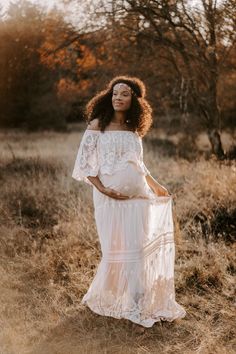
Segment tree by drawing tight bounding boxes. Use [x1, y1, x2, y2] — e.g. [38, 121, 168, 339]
[101, 0, 236, 158]
[0, 0, 79, 130]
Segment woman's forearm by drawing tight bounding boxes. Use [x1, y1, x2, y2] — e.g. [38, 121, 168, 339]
[145, 174, 170, 196]
[87, 175, 104, 192]
[145, 174, 161, 190]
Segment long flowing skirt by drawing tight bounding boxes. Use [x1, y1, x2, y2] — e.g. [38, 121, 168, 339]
[81, 168, 186, 327]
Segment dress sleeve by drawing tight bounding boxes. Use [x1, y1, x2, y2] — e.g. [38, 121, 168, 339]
[72, 130, 100, 186]
[139, 137, 151, 176]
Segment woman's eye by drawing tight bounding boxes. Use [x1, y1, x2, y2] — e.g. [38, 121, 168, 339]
[113, 92, 129, 97]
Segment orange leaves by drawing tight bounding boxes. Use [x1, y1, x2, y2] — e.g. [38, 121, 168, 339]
[76, 44, 97, 72]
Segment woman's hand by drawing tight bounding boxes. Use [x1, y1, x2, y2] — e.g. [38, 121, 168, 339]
[88, 176, 130, 199]
[151, 184, 171, 197]
[145, 174, 171, 197]
[99, 186, 131, 200]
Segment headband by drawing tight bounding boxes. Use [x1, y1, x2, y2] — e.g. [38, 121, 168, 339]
[113, 82, 140, 97]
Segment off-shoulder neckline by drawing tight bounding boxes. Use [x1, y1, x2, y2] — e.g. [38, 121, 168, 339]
[85, 129, 139, 135]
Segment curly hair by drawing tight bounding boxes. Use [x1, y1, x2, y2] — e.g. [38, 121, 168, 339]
[84, 75, 153, 137]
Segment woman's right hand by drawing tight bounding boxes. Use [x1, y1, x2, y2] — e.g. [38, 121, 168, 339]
[99, 186, 131, 200]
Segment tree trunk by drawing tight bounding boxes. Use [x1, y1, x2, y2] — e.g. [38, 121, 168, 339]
[204, 88, 225, 159]
[200, 102, 225, 159]
[207, 128, 225, 159]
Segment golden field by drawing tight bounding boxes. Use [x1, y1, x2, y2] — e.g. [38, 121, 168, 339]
[0, 125, 235, 354]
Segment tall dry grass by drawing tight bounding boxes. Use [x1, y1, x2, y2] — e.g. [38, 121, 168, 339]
[0, 127, 235, 354]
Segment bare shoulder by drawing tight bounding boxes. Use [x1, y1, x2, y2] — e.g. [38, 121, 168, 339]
[87, 118, 100, 131]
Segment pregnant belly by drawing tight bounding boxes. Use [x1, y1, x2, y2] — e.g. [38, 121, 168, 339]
[99, 162, 154, 199]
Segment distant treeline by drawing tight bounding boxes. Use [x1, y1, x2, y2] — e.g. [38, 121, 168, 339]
[0, 0, 235, 137]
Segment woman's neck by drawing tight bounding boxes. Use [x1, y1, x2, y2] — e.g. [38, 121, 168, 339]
[111, 111, 126, 125]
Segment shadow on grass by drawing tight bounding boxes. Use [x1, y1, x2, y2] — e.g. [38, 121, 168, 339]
[29, 307, 187, 354]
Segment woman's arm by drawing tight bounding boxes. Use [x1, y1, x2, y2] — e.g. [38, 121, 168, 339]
[145, 174, 171, 197]
[87, 176, 105, 192]
[87, 176, 131, 200]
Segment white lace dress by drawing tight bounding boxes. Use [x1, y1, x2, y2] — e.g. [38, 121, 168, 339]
[72, 129, 186, 327]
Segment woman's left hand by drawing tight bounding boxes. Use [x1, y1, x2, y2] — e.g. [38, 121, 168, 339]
[151, 184, 171, 197]
[145, 174, 171, 197]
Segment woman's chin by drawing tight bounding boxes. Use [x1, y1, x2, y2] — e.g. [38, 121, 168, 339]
[113, 107, 127, 112]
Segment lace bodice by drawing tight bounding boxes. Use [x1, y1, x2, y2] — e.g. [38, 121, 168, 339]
[72, 129, 151, 186]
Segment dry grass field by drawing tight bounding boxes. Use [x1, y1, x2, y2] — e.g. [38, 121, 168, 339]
[0, 125, 235, 354]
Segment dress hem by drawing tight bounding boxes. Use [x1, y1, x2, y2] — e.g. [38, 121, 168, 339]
[81, 298, 186, 328]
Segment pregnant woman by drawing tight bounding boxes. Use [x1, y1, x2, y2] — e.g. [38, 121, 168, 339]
[72, 75, 186, 328]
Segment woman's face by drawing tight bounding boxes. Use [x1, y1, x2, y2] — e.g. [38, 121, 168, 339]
[112, 83, 132, 112]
